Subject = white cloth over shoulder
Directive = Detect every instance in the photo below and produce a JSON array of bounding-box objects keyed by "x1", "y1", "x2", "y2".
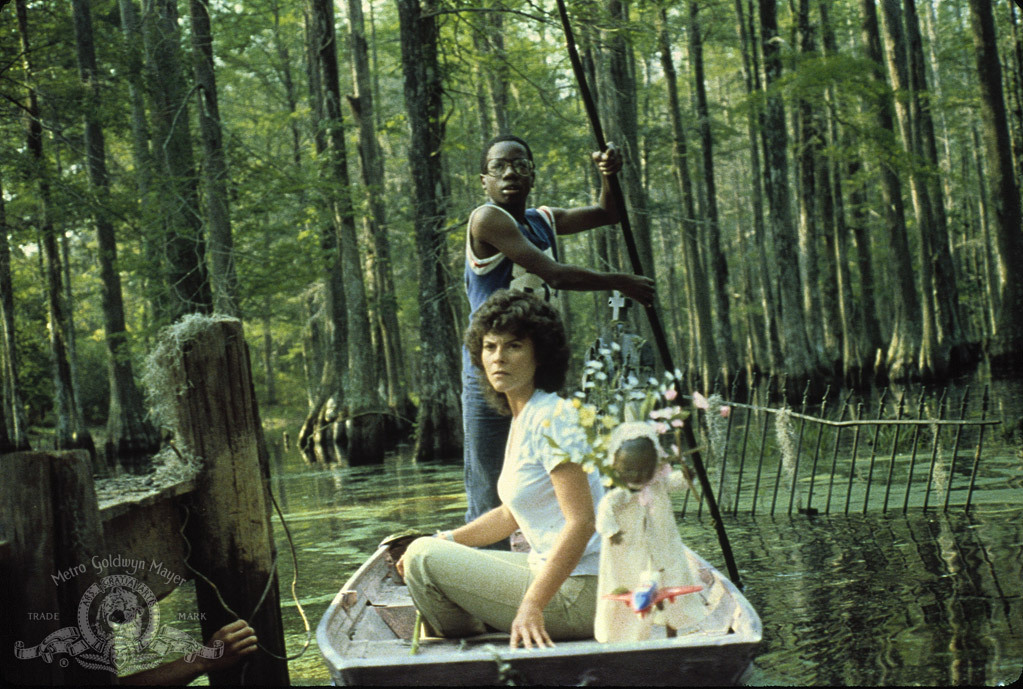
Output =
[{"x1": 594, "y1": 465, "x2": 708, "y2": 642}]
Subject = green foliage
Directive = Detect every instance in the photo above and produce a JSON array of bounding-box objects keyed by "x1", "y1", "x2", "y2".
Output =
[{"x1": 2, "y1": 0, "x2": 1017, "y2": 440}]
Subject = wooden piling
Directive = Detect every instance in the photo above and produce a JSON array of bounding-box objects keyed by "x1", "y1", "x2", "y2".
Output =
[
  {"x1": 1, "y1": 451, "x2": 115, "y2": 685},
  {"x1": 157, "y1": 317, "x2": 290, "y2": 686}
]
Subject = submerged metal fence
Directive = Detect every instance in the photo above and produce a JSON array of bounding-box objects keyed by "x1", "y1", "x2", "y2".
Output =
[{"x1": 677, "y1": 385, "x2": 1004, "y2": 517}]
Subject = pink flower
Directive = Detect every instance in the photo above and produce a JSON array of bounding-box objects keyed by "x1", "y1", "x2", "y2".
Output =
[
  {"x1": 719, "y1": 406, "x2": 731, "y2": 419},
  {"x1": 692, "y1": 391, "x2": 709, "y2": 410},
  {"x1": 664, "y1": 388, "x2": 678, "y2": 401},
  {"x1": 671, "y1": 418, "x2": 684, "y2": 428}
]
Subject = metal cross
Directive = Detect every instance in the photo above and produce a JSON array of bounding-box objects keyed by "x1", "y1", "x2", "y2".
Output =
[{"x1": 608, "y1": 290, "x2": 628, "y2": 321}]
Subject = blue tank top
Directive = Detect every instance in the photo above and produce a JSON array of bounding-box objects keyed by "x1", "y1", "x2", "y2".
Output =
[{"x1": 464, "y1": 204, "x2": 559, "y2": 317}]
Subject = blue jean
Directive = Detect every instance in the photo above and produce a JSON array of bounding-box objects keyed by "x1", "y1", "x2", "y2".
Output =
[{"x1": 462, "y1": 347, "x2": 511, "y2": 546}]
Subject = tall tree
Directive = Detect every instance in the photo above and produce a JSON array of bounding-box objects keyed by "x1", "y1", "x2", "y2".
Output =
[
  {"x1": 600, "y1": 0, "x2": 660, "y2": 348},
  {"x1": 71, "y1": 0, "x2": 158, "y2": 466},
  {"x1": 689, "y1": 0, "x2": 736, "y2": 384},
  {"x1": 142, "y1": 0, "x2": 212, "y2": 321},
  {"x1": 759, "y1": 0, "x2": 820, "y2": 390},
  {"x1": 189, "y1": 0, "x2": 239, "y2": 316},
  {"x1": 656, "y1": 5, "x2": 718, "y2": 391},
  {"x1": 969, "y1": 0, "x2": 1023, "y2": 369},
  {"x1": 859, "y1": 0, "x2": 921, "y2": 381},
  {"x1": 819, "y1": 0, "x2": 881, "y2": 382},
  {"x1": 904, "y1": 0, "x2": 964, "y2": 363},
  {"x1": 878, "y1": 0, "x2": 944, "y2": 377},
  {"x1": 734, "y1": 0, "x2": 781, "y2": 372},
  {"x1": 309, "y1": 0, "x2": 386, "y2": 464},
  {"x1": 397, "y1": 0, "x2": 462, "y2": 461},
  {"x1": 16, "y1": 0, "x2": 94, "y2": 458},
  {"x1": 117, "y1": 0, "x2": 164, "y2": 323},
  {"x1": 297, "y1": 1, "x2": 348, "y2": 464},
  {"x1": 345, "y1": 0, "x2": 412, "y2": 422},
  {"x1": 792, "y1": 0, "x2": 828, "y2": 361},
  {"x1": 0, "y1": 172, "x2": 29, "y2": 453}
]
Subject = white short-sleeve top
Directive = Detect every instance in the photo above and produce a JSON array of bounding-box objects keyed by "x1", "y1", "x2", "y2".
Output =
[{"x1": 497, "y1": 389, "x2": 604, "y2": 575}]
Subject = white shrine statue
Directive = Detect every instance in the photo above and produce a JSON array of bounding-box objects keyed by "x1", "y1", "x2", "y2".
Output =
[{"x1": 594, "y1": 422, "x2": 708, "y2": 642}]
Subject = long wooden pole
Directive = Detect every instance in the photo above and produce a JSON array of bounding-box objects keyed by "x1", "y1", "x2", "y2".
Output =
[{"x1": 554, "y1": 0, "x2": 742, "y2": 588}]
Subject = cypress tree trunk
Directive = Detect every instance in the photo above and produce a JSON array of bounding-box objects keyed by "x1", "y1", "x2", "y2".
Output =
[
  {"x1": 346, "y1": 0, "x2": 413, "y2": 428},
  {"x1": 689, "y1": 0, "x2": 736, "y2": 384},
  {"x1": 819, "y1": 0, "x2": 877, "y2": 383},
  {"x1": 71, "y1": 0, "x2": 158, "y2": 468},
  {"x1": 397, "y1": 0, "x2": 462, "y2": 462},
  {"x1": 735, "y1": 0, "x2": 781, "y2": 373},
  {"x1": 759, "y1": 0, "x2": 820, "y2": 392},
  {"x1": 878, "y1": 0, "x2": 944, "y2": 378},
  {"x1": 117, "y1": 0, "x2": 164, "y2": 324},
  {"x1": 0, "y1": 173, "x2": 30, "y2": 453},
  {"x1": 189, "y1": 0, "x2": 239, "y2": 317},
  {"x1": 969, "y1": 0, "x2": 1023, "y2": 370},
  {"x1": 656, "y1": 7, "x2": 718, "y2": 391},
  {"x1": 793, "y1": 0, "x2": 827, "y2": 362},
  {"x1": 310, "y1": 0, "x2": 385, "y2": 465},
  {"x1": 859, "y1": 0, "x2": 921, "y2": 382},
  {"x1": 16, "y1": 0, "x2": 94, "y2": 459},
  {"x1": 142, "y1": 0, "x2": 212, "y2": 321},
  {"x1": 904, "y1": 0, "x2": 964, "y2": 363},
  {"x1": 299, "y1": 0, "x2": 348, "y2": 464},
  {"x1": 601, "y1": 0, "x2": 659, "y2": 348}
]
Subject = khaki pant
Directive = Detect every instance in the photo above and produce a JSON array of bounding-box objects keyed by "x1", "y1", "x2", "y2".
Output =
[{"x1": 402, "y1": 537, "x2": 597, "y2": 639}]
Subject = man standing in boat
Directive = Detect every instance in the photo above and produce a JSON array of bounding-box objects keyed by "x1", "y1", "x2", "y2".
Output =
[{"x1": 463, "y1": 135, "x2": 655, "y2": 544}]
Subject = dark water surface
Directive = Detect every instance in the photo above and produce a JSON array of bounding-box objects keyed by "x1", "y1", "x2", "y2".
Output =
[{"x1": 161, "y1": 384, "x2": 1022, "y2": 686}]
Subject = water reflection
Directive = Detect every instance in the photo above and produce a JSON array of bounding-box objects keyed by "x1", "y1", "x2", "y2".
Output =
[{"x1": 158, "y1": 433, "x2": 1020, "y2": 686}]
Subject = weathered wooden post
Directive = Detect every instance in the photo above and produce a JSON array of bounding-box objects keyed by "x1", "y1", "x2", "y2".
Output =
[
  {"x1": 1, "y1": 450, "x2": 115, "y2": 685},
  {"x1": 147, "y1": 314, "x2": 289, "y2": 685}
]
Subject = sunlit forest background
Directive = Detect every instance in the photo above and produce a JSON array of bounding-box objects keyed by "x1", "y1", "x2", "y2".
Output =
[{"x1": 2, "y1": 0, "x2": 1021, "y2": 469}]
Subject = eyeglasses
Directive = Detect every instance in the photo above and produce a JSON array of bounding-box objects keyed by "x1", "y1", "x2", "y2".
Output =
[{"x1": 484, "y1": 158, "x2": 534, "y2": 177}]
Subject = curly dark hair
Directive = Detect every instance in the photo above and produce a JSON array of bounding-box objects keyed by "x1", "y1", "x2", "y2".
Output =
[
  {"x1": 480, "y1": 134, "x2": 534, "y2": 174},
  {"x1": 465, "y1": 289, "x2": 569, "y2": 415}
]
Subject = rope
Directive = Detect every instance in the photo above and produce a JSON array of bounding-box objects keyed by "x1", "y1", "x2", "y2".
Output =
[{"x1": 177, "y1": 482, "x2": 311, "y2": 664}]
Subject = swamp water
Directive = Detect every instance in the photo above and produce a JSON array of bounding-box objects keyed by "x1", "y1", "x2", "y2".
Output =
[{"x1": 159, "y1": 384, "x2": 1022, "y2": 686}]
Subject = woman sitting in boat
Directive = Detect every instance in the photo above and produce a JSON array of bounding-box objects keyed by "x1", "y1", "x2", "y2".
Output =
[{"x1": 397, "y1": 289, "x2": 604, "y2": 649}]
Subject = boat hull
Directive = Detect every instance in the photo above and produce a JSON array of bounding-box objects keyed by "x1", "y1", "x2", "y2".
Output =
[{"x1": 317, "y1": 539, "x2": 761, "y2": 686}]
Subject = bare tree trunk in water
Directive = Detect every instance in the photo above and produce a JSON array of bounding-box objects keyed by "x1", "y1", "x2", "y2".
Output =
[
  {"x1": 346, "y1": 0, "x2": 413, "y2": 428},
  {"x1": 759, "y1": 0, "x2": 820, "y2": 395},
  {"x1": 397, "y1": 0, "x2": 462, "y2": 462},
  {"x1": 690, "y1": 0, "x2": 736, "y2": 385},
  {"x1": 189, "y1": 0, "x2": 239, "y2": 317},
  {"x1": 656, "y1": 7, "x2": 718, "y2": 391},
  {"x1": 969, "y1": 0, "x2": 1023, "y2": 370},
  {"x1": 309, "y1": 0, "x2": 386, "y2": 465},
  {"x1": 141, "y1": 0, "x2": 212, "y2": 321},
  {"x1": 878, "y1": 0, "x2": 944, "y2": 378},
  {"x1": 72, "y1": 0, "x2": 158, "y2": 468},
  {"x1": 859, "y1": 0, "x2": 920, "y2": 382},
  {"x1": 16, "y1": 0, "x2": 95, "y2": 460},
  {"x1": 0, "y1": 173, "x2": 30, "y2": 453}
]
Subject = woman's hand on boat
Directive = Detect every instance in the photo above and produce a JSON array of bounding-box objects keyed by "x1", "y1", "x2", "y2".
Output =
[{"x1": 509, "y1": 602, "x2": 554, "y2": 649}]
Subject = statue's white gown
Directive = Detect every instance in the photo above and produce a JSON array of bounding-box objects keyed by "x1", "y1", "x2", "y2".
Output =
[{"x1": 594, "y1": 466, "x2": 708, "y2": 642}]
